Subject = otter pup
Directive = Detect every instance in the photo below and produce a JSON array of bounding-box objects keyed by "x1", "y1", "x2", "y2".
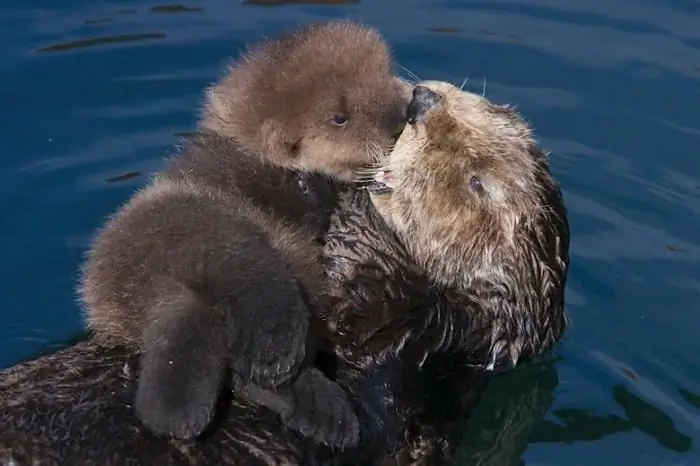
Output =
[
  {"x1": 78, "y1": 20, "x2": 408, "y2": 446},
  {"x1": 0, "y1": 80, "x2": 569, "y2": 466}
]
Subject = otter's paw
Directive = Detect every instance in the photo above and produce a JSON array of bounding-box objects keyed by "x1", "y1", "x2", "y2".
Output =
[
  {"x1": 226, "y1": 290, "x2": 310, "y2": 388},
  {"x1": 135, "y1": 308, "x2": 228, "y2": 440},
  {"x1": 278, "y1": 367, "x2": 360, "y2": 450}
]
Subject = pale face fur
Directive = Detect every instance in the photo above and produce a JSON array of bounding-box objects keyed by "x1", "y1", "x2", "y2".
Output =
[
  {"x1": 369, "y1": 80, "x2": 567, "y2": 295},
  {"x1": 199, "y1": 21, "x2": 411, "y2": 181}
]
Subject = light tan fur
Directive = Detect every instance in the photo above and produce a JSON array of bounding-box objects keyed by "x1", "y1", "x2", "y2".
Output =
[
  {"x1": 366, "y1": 80, "x2": 570, "y2": 373},
  {"x1": 370, "y1": 80, "x2": 564, "y2": 293}
]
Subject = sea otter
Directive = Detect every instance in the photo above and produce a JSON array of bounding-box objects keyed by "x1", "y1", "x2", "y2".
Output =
[
  {"x1": 318, "y1": 81, "x2": 570, "y2": 463},
  {"x1": 0, "y1": 80, "x2": 569, "y2": 466},
  {"x1": 77, "y1": 20, "x2": 409, "y2": 446}
]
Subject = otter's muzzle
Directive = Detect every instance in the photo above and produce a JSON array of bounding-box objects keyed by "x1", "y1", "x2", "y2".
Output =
[{"x1": 407, "y1": 85, "x2": 442, "y2": 125}]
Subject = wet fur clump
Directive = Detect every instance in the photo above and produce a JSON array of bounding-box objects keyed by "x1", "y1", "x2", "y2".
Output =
[{"x1": 78, "y1": 20, "x2": 409, "y2": 447}]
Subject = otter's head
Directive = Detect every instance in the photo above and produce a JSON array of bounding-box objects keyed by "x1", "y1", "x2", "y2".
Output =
[
  {"x1": 199, "y1": 21, "x2": 410, "y2": 181},
  {"x1": 368, "y1": 81, "x2": 570, "y2": 367}
]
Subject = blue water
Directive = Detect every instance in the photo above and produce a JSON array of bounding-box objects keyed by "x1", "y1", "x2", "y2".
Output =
[{"x1": 1, "y1": 0, "x2": 699, "y2": 463}]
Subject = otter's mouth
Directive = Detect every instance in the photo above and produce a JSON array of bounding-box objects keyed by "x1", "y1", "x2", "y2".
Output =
[{"x1": 368, "y1": 170, "x2": 395, "y2": 195}]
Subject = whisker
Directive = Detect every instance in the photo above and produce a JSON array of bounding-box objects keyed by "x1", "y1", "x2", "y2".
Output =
[
  {"x1": 356, "y1": 161, "x2": 398, "y2": 173},
  {"x1": 352, "y1": 169, "x2": 379, "y2": 177},
  {"x1": 460, "y1": 76, "x2": 469, "y2": 90},
  {"x1": 482, "y1": 77, "x2": 487, "y2": 97},
  {"x1": 398, "y1": 64, "x2": 421, "y2": 83},
  {"x1": 362, "y1": 141, "x2": 384, "y2": 167}
]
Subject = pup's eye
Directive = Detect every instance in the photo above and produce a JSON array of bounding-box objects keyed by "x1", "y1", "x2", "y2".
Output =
[
  {"x1": 332, "y1": 115, "x2": 348, "y2": 126},
  {"x1": 469, "y1": 175, "x2": 484, "y2": 193}
]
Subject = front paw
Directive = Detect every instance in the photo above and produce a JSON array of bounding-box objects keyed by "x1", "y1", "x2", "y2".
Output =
[
  {"x1": 277, "y1": 368, "x2": 360, "y2": 450},
  {"x1": 227, "y1": 298, "x2": 310, "y2": 388}
]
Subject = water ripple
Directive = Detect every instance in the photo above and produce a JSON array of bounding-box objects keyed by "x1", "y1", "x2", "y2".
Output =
[
  {"x1": 567, "y1": 192, "x2": 700, "y2": 263},
  {"x1": 592, "y1": 350, "x2": 700, "y2": 433},
  {"x1": 35, "y1": 32, "x2": 166, "y2": 53}
]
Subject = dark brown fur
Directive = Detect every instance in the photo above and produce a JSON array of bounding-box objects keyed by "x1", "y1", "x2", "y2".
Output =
[
  {"x1": 78, "y1": 20, "x2": 409, "y2": 445},
  {"x1": 0, "y1": 79, "x2": 569, "y2": 466}
]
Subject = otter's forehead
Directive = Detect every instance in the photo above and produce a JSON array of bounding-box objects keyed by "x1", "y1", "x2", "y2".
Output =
[
  {"x1": 379, "y1": 80, "x2": 547, "y2": 216},
  {"x1": 411, "y1": 81, "x2": 536, "y2": 173},
  {"x1": 267, "y1": 22, "x2": 393, "y2": 80},
  {"x1": 419, "y1": 81, "x2": 531, "y2": 143},
  {"x1": 246, "y1": 60, "x2": 403, "y2": 133}
]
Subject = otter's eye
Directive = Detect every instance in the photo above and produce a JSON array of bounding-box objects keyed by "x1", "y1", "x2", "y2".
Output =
[
  {"x1": 469, "y1": 175, "x2": 484, "y2": 194},
  {"x1": 332, "y1": 115, "x2": 348, "y2": 126}
]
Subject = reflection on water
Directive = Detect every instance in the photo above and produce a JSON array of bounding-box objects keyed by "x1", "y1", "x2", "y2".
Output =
[
  {"x1": 459, "y1": 358, "x2": 694, "y2": 464},
  {"x1": 2, "y1": 0, "x2": 700, "y2": 464},
  {"x1": 533, "y1": 383, "x2": 692, "y2": 453},
  {"x1": 457, "y1": 362, "x2": 558, "y2": 465}
]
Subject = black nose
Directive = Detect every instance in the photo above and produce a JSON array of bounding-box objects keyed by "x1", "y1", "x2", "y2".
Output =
[{"x1": 406, "y1": 85, "x2": 442, "y2": 125}]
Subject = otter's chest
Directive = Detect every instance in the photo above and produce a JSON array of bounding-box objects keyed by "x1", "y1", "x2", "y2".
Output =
[{"x1": 239, "y1": 163, "x2": 341, "y2": 241}]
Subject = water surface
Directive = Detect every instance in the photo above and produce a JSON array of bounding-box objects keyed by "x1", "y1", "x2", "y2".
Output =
[{"x1": 1, "y1": 0, "x2": 699, "y2": 464}]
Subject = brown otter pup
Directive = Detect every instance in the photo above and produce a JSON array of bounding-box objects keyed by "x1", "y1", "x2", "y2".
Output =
[
  {"x1": 0, "y1": 79, "x2": 569, "y2": 466},
  {"x1": 320, "y1": 81, "x2": 570, "y2": 464},
  {"x1": 78, "y1": 20, "x2": 408, "y2": 446}
]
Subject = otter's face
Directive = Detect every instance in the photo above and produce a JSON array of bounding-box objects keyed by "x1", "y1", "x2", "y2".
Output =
[
  {"x1": 199, "y1": 21, "x2": 411, "y2": 182},
  {"x1": 260, "y1": 74, "x2": 410, "y2": 181},
  {"x1": 369, "y1": 81, "x2": 562, "y2": 291}
]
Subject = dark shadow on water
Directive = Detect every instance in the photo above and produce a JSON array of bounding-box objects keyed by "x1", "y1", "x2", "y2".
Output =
[
  {"x1": 83, "y1": 5, "x2": 201, "y2": 25},
  {"x1": 457, "y1": 358, "x2": 693, "y2": 463},
  {"x1": 35, "y1": 33, "x2": 166, "y2": 54},
  {"x1": 106, "y1": 171, "x2": 142, "y2": 184},
  {"x1": 457, "y1": 360, "x2": 558, "y2": 465},
  {"x1": 150, "y1": 4, "x2": 204, "y2": 13},
  {"x1": 85, "y1": 18, "x2": 115, "y2": 25},
  {"x1": 84, "y1": 9, "x2": 138, "y2": 25},
  {"x1": 427, "y1": 27, "x2": 464, "y2": 34},
  {"x1": 531, "y1": 385, "x2": 692, "y2": 453},
  {"x1": 244, "y1": 0, "x2": 358, "y2": 7},
  {"x1": 612, "y1": 384, "x2": 692, "y2": 452},
  {"x1": 105, "y1": 172, "x2": 141, "y2": 183},
  {"x1": 679, "y1": 388, "x2": 700, "y2": 410}
]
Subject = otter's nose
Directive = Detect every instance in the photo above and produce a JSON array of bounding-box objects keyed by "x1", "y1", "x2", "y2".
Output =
[{"x1": 406, "y1": 85, "x2": 442, "y2": 125}]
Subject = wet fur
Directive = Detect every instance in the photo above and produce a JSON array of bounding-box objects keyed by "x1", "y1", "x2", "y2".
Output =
[
  {"x1": 366, "y1": 81, "x2": 570, "y2": 374},
  {"x1": 0, "y1": 193, "x2": 489, "y2": 466},
  {"x1": 78, "y1": 20, "x2": 408, "y2": 446},
  {"x1": 0, "y1": 80, "x2": 569, "y2": 466},
  {"x1": 321, "y1": 82, "x2": 571, "y2": 463}
]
